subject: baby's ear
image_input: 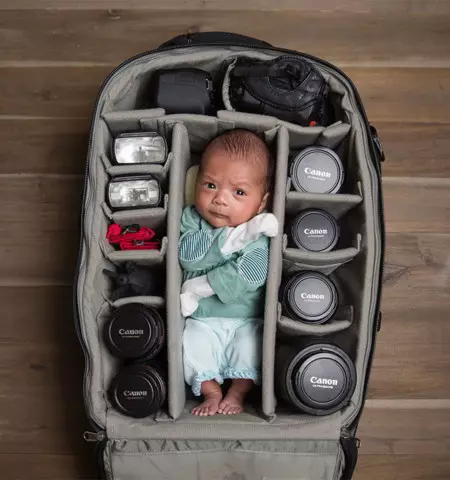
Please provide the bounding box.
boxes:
[257,192,269,214]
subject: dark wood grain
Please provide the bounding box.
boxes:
[369,233,450,398]
[358,401,450,455]
[346,68,450,123]
[0,11,449,65]
[3,0,450,13]
[0,119,89,175]
[383,178,450,233]
[0,176,82,284]
[376,122,450,178]
[356,455,450,480]
[0,454,97,480]
[0,67,109,117]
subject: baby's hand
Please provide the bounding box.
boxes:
[180,292,200,317]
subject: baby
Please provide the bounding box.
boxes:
[178,129,278,416]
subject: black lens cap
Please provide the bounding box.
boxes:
[290,147,344,194]
[287,344,356,415]
[104,303,165,360]
[109,363,166,418]
[283,272,338,324]
[290,209,339,252]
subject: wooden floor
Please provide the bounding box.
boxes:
[0,1,450,479]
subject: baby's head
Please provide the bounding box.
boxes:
[195,129,272,228]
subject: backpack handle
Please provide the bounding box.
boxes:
[159,32,272,48]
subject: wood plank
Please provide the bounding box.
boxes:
[0,118,89,175]
[346,68,450,123]
[356,455,450,480]
[0,67,109,117]
[0,176,82,284]
[368,233,450,398]
[358,400,450,455]
[2,119,450,177]
[0,11,450,66]
[383,178,450,233]
[0,286,76,342]
[376,122,450,177]
[3,0,450,13]
[1,67,449,122]
[0,454,97,480]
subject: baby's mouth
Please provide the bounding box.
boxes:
[210,211,228,220]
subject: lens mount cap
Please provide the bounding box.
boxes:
[283,272,338,324]
[109,364,166,418]
[290,147,344,194]
[291,209,339,252]
[104,303,164,360]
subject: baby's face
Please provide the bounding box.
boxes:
[195,150,268,228]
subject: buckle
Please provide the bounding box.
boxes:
[121,224,140,234]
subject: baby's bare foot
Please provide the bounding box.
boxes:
[191,380,223,416]
[218,378,253,415]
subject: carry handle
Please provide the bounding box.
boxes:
[159,32,272,48]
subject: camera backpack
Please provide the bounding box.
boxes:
[74,32,385,480]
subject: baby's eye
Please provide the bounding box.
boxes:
[205,182,216,190]
[235,189,246,196]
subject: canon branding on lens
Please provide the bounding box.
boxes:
[276,342,356,415]
[281,272,338,324]
[104,303,165,361]
[109,363,166,418]
[290,209,339,252]
[290,147,345,194]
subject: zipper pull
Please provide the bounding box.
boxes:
[83,430,106,443]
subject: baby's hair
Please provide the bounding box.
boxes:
[201,129,274,192]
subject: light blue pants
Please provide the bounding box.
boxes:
[183,316,263,396]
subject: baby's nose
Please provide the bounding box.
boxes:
[213,190,228,206]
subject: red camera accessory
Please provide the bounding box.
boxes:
[106,224,161,251]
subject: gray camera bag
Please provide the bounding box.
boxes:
[74,32,385,480]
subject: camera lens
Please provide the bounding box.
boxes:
[104,303,165,361]
[276,342,356,415]
[109,363,166,418]
[290,209,339,252]
[290,147,344,194]
[282,272,338,324]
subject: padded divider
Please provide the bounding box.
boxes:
[316,121,352,149]
[102,193,168,230]
[102,108,166,136]
[141,115,222,153]
[217,109,278,131]
[107,153,172,183]
[261,125,290,418]
[282,233,362,275]
[286,178,363,219]
[105,237,168,266]
[164,122,191,420]
[112,296,165,309]
[278,303,354,336]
